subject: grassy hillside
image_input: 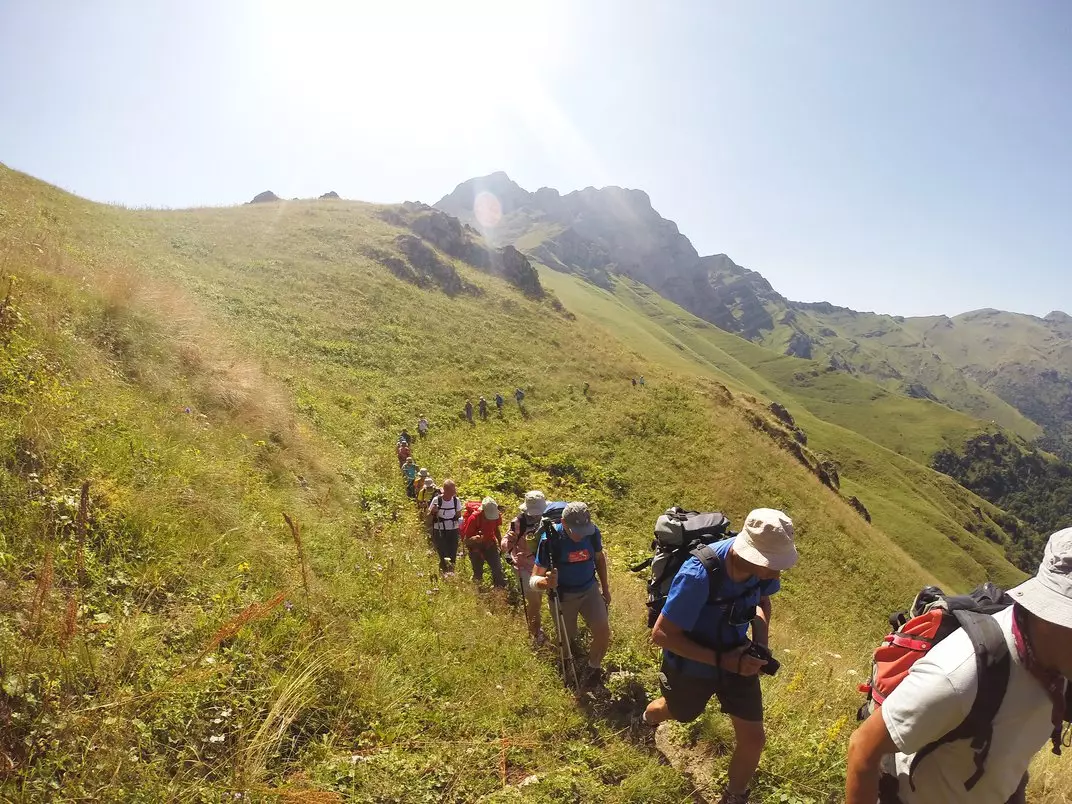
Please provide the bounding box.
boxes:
[538,269,1039,578]
[0,164,1062,803]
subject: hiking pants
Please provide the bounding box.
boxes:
[433,528,459,573]
[468,543,506,588]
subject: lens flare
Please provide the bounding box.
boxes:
[474,191,503,229]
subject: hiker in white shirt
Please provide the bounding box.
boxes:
[846,528,1072,804]
[427,479,464,576]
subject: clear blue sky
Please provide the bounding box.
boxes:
[2,1,1069,317]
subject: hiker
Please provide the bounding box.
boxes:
[531,502,611,686]
[639,508,798,804]
[583,382,590,396]
[495,393,504,412]
[396,439,411,467]
[478,396,488,420]
[428,479,464,575]
[417,416,429,439]
[399,429,412,445]
[461,496,507,589]
[411,466,429,500]
[417,476,438,519]
[514,387,525,406]
[402,457,418,498]
[845,527,1072,804]
[631,377,637,387]
[638,376,646,386]
[504,491,551,644]
[464,400,474,423]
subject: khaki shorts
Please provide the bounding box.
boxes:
[552,585,608,642]
[517,567,546,610]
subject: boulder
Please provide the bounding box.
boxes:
[769,402,796,428]
[319,191,340,200]
[848,496,871,522]
[249,190,281,204]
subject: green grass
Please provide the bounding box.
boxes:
[0,163,1059,803]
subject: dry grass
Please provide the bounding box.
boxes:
[189,591,287,668]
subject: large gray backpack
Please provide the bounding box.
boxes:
[630,507,734,627]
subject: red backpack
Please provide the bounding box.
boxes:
[461,500,484,539]
[858,583,1015,792]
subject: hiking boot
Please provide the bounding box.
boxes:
[531,629,548,648]
[581,665,604,688]
[717,790,750,804]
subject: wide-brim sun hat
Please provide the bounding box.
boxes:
[523,490,547,518]
[418,468,428,477]
[481,497,500,521]
[562,502,596,537]
[733,508,798,571]
[424,477,435,487]
[1009,527,1072,629]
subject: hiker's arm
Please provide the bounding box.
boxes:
[845,709,897,804]
[531,564,557,590]
[752,595,772,648]
[651,614,751,672]
[595,551,610,605]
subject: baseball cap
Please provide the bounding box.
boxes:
[562,502,596,537]
[481,497,500,521]
[1009,528,1072,629]
[522,490,547,518]
[733,508,798,571]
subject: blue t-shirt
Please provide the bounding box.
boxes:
[661,538,780,678]
[534,525,602,593]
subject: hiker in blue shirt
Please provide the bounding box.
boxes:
[639,509,798,804]
[531,502,612,686]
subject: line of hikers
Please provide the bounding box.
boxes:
[394,436,1072,804]
[462,389,525,423]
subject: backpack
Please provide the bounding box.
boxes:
[630,507,735,628]
[460,500,485,540]
[858,583,1018,792]
[541,501,567,525]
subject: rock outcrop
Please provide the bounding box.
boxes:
[249,191,281,204]
[319,191,340,200]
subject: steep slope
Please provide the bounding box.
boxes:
[2,164,1063,802]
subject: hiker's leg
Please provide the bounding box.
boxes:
[726,716,765,795]
[558,592,582,644]
[649,658,716,724]
[432,529,449,572]
[714,673,765,795]
[579,586,610,667]
[468,546,485,584]
[519,569,543,636]
[487,549,506,588]
[444,529,459,571]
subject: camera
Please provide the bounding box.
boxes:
[746,643,780,676]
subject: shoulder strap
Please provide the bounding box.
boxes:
[691,545,726,605]
[908,610,1011,792]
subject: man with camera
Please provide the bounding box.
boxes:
[640,508,798,804]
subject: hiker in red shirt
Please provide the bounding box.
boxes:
[396,439,411,467]
[462,497,507,589]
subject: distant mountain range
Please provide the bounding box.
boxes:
[436,173,1072,458]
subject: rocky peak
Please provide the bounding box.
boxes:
[249,190,280,204]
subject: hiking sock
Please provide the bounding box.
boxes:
[641,711,655,725]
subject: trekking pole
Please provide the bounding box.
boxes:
[544,521,580,690]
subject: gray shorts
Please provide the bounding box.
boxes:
[552,585,608,641]
[659,656,763,723]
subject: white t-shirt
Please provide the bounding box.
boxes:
[881,607,1061,804]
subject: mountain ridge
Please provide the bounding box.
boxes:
[436,172,1071,457]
